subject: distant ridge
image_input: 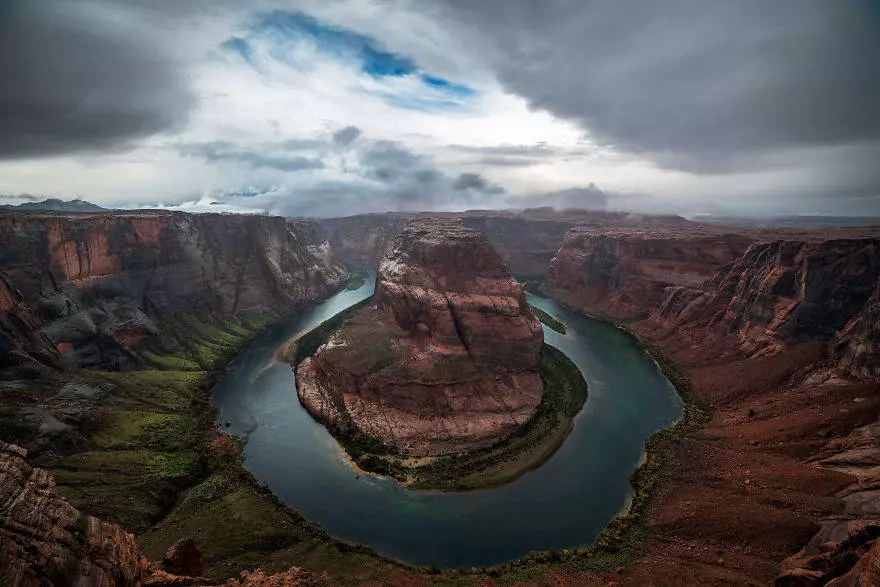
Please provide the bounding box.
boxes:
[0,198,107,212]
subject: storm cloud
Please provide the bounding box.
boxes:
[0,1,193,159]
[429,1,880,172]
[179,141,325,172]
[1,0,877,217]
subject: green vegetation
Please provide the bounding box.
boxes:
[21,284,703,584]
[160,310,280,370]
[291,298,372,367]
[44,369,211,532]
[340,266,369,291]
[531,305,566,334]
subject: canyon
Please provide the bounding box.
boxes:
[542,223,880,585]
[297,219,545,457]
[0,208,879,585]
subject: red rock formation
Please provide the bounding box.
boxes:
[837,280,880,379]
[541,224,880,585]
[0,441,314,587]
[297,219,544,455]
[546,226,753,318]
[0,212,347,371]
[163,538,204,577]
[0,441,148,586]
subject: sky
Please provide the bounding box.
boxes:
[1,0,878,218]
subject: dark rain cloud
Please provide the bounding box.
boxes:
[0,1,194,159]
[178,141,325,172]
[332,125,363,146]
[430,1,880,174]
[453,172,504,194]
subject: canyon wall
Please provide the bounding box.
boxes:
[546,227,880,367]
[318,213,413,265]
[460,215,573,277]
[0,212,347,373]
[543,224,880,584]
[546,226,754,319]
[298,219,544,455]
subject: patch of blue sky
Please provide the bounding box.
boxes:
[377,92,466,112]
[219,36,255,65]
[236,10,476,103]
[419,74,476,98]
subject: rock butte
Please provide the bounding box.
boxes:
[297,219,544,456]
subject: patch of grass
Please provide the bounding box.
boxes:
[291,297,372,367]
[531,305,567,334]
[160,310,282,370]
[141,350,201,371]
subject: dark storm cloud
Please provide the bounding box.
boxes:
[447,144,555,157]
[0,193,40,202]
[0,1,194,159]
[522,184,609,211]
[430,1,880,173]
[179,142,325,172]
[453,172,504,194]
[360,141,427,182]
[332,125,363,146]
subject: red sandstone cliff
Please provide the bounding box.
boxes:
[0,212,346,373]
[543,225,880,585]
[297,219,544,456]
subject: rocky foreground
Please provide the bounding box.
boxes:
[297,219,544,456]
[0,441,315,586]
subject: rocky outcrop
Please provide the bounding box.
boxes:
[837,280,880,380]
[0,441,315,586]
[318,213,413,265]
[546,228,880,368]
[0,441,148,586]
[776,525,880,586]
[297,219,544,455]
[163,538,204,577]
[546,226,753,319]
[0,212,346,372]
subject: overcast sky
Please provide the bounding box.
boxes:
[1,0,878,217]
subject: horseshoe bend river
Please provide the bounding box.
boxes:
[212,273,683,568]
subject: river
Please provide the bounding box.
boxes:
[212,272,682,568]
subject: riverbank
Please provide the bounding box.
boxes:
[291,303,589,491]
[405,344,588,491]
[531,305,566,334]
[31,276,696,584]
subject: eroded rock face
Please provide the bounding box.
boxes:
[297,219,544,455]
[0,441,148,586]
[547,228,880,369]
[0,212,346,372]
[546,226,753,319]
[0,441,315,587]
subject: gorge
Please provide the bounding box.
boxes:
[1,209,879,585]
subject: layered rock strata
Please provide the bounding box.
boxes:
[0,212,346,373]
[542,225,880,585]
[297,219,544,455]
[0,441,315,586]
